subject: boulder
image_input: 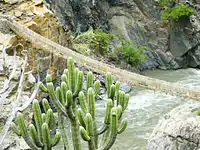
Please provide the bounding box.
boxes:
[148,103,200,150]
[169,16,199,57]
[0,19,10,34]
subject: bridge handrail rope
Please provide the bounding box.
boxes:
[1,15,200,100]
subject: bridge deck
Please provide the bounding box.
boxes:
[2,16,200,100]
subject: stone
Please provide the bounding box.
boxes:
[0,19,10,34]
[14,10,23,17]
[169,16,199,57]
[188,53,200,67]
[148,103,200,150]
[4,0,19,5]
[119,83,132,93]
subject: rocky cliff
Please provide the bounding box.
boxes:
[44,0,200,70]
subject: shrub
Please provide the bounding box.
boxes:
[161,4,195,20]
[73,27,112,55]
[116,40,146,65]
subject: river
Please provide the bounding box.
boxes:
[55,68,200,150]
[103,68,200,150]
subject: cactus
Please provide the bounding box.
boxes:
[11,99,61,150]
[13,57,129,150]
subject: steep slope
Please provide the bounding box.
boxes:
[44,0,200,70]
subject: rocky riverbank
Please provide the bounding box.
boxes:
[148,103,200,150]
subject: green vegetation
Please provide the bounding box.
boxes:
[116,40,146,65]
[196,108,200,116]
[73,27,112,56]
[12,57,129,150]
[11,100,60,150]
[158,0,195,20]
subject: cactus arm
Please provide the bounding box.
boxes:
[45,109,54,128]
[85,113,96,150]
[42,113,46,123]
[80,126,90,141]
[65,90,76,120]
[104,99,113,125]
[56,87,65,105]
[11,123,21,136]
[106,73,112,97]
[23,135,39,150]
[87,88,98,147]
[100,108,118,150]
[78,91,88,113]
[61,81,68,103]
[42,98,51,113]
[100,129,110,146]
[123,94,129,111]
[65,89,81,150]
[94,80,101,97]
[116,105,123,120]
[32,100,43,139]
[63,69,68,76]
[42,123,52,150]
[75,68,79,86]
[46,82,67,117]
[51,130,61,147]
[67,57,75,92]
[115,81,120,96]
[73,71,84,98]
[61,74,70,89]
[39,82,48,93]
[46,74,53,83]
[118,119,128,134]
[110,108,118,134]
[87,88,96,119]
[29,124,43,147]
[77,109,86,128]
[87,71,94,90]
[100,134,117,150]
[109,84,116,100]
[15,114,39,150]
[58,113,70,150]
[71,117,81,150]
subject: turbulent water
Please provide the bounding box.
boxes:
[104,68,200,150]
[56,68,200,150]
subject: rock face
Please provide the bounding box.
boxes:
[148,103,200,150]
[44,0,200,70]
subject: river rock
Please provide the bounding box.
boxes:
[119,83,132,93]
[148,103,200,150]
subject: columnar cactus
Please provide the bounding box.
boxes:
[14,57,129,150]
[77,72,129,150]
[11,99,61,150]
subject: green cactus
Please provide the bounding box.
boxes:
[11,99,61,150]
[13,57,129,150]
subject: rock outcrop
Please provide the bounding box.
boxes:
[148,103,200,150]
[44,0,200,70]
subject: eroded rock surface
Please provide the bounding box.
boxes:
[148,103,200,150]
[44,0,200,70]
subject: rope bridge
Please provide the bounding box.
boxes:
[1,15,200,100]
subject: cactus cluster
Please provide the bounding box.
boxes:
[12,57,129,150]
[11,99,61,150]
